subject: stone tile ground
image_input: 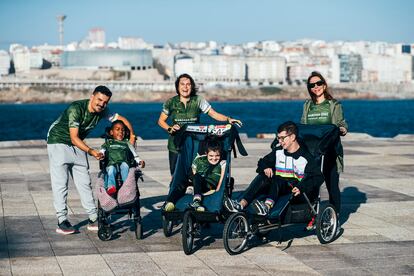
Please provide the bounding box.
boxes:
[0,134,413,275]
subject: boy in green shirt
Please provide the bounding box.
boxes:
[100,120,145,196]
[164,141,226,212]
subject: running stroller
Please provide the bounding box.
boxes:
[223,124,340,255]
[161,124,248,255]
[95,127,144,241]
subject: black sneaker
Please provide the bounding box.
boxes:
[252,200,269,216]
[56,220,76,235]
[224,198,243,213]
[189,200,205,212]
[87,219,98,231]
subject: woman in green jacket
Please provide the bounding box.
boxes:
[158,73,242,176]
[301,71,348,232]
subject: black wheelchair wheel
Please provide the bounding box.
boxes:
[316,203,338,244]
[98,225,112,241]
[223,213,249,255]
[181,211,195,255]
[162,215,174,237]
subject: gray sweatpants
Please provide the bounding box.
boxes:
[47,143,97,224]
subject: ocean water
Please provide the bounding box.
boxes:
[0,99,413,142]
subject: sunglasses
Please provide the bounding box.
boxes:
[308,80,325,89]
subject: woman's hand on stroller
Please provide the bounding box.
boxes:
[339,126,347,136]
[228,117,242,128]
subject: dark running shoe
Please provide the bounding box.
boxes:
[87,219,98,231]
[252,200,269,216]
[56,220,76,235]
[189,200,205,212]
[224,198,243,213]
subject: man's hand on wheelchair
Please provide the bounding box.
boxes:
[88,148,104,160]
[291,186,301,197]
[264,168,273,178]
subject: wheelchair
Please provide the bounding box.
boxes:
[95,126,144,241]
[223,124,340,255]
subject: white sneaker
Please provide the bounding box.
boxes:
[185,186,194,194]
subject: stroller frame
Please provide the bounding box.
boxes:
[161,124,247,255]
[96,126,144,241]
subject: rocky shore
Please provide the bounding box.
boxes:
[0,83,413,103]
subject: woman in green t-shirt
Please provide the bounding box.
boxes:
[157,73,242,176]
[301,71,348,233]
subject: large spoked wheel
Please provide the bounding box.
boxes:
[162,215,174,237]
[98,225,112,241]
[223,213,249,255]
[316,204,338,244]
[181,211,195,255]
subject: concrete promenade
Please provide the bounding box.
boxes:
[0,134,413,275]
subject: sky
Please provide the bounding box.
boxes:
[0,0,413,50]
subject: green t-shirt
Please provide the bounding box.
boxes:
[305,100,332,125]
[191,155,226,190]
[162,95,211,152]
[101,139,137,167]
[47,99,116,145]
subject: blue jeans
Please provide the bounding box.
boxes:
[105,162,129,189]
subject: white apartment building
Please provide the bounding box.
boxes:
[0,50,10,75]
[174,54,286,83]
[118,37,152,49]
[12,46,31,72]
[245,56,286,83]
[362,54,412,83]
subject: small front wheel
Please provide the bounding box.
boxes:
[98,225,112,241]
[316,204,338,244]
[162,215,174,237]
[223,213,249,255]
[181,211,195,255]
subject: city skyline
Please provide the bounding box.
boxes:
[1,0,413,50]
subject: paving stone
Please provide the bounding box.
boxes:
[10,256,61,276]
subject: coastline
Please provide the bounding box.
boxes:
[0,84,413,103]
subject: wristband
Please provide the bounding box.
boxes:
[167,127,173,134]
[227,117,232,123]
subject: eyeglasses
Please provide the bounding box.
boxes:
[276,134,291,141]
[308,80,325,89]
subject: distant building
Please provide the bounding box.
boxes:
[0,50,10,75]
[60,49,153,71]
[339,54,362,82]
[402,45,411,54]
[11,45,30,72]
[118,37,152,49]
[174,54,285,84]
[245,56,286,83]
[88,28,105,48]
[362,54,412,83]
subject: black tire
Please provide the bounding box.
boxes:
[223,213,249,255]
[98,225,112,241]
[316,203,338,244]
[162,215,173,237]
[135,220,143,240]
[181,211,195,255]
